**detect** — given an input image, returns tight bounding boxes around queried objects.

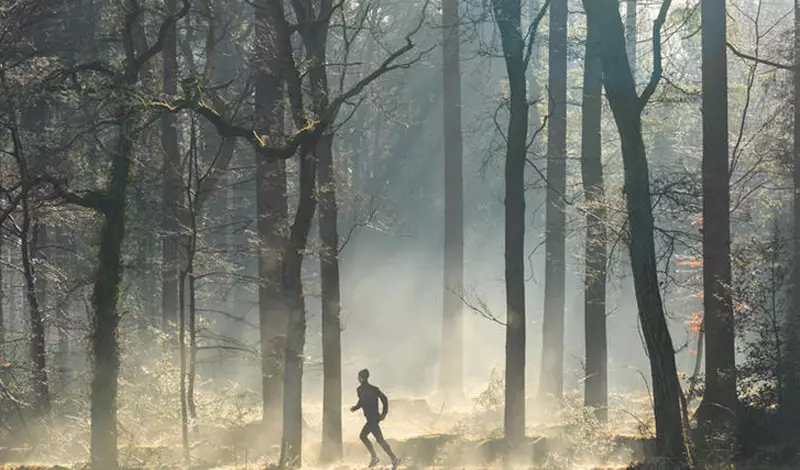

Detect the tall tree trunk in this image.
[161,0,181,329]
[90,117,134,470]
[288,2,344,461]
[540,0,567,401]
[581,11,607,425]
[491,0,528,454]
[279,144,319,468]
[625,0,637,78]
[255,0,289,437]
[318,135,343,462]
[583,0,686,463]
[788,0,800,423]
[695,0,737,427]
[440,0,465,401]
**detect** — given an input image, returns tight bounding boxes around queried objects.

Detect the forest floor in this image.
[2,391,798,469]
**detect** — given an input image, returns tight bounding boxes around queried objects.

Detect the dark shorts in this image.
[360,420,385,441]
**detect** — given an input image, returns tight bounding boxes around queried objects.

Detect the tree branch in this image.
[726,41,791,71]
[133,0,192,77]
[523,0,551,70]
[638,0,673,110]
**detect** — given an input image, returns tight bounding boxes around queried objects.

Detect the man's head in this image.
[358,368,370,384]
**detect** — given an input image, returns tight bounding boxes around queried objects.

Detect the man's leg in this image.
[360,423,378,461]
[370,422,398,461]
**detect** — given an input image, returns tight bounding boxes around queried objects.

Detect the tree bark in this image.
[440,0,465,402]
[695,0,737,427]
[583,0,686,463]
[254,0,289,437]
[491,0,528,454]
[580,11,607,425]
[539,0,568,401]
[161,0,181,329]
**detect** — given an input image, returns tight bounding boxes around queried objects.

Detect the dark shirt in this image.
[353,382,388,422]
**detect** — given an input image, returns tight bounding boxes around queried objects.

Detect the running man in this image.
[350,369,401,469]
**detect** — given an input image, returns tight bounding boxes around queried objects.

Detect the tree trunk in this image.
[318,135,343,462]
[255,0,289,437]
[491,0,528,454]
[788,0,800,423]
[22,197,50,413]
[539,0,568,401]
[290,3,344,461]
[279,143,319,468]
[580,11,607,425]
[695,0,737,427]
[440,0,465,402]
[0,236,4,348]
[90,119,134,470]
[161,0,181,329]
[178,270,190,463]
[625,0,637,79]
[583,1,686,463]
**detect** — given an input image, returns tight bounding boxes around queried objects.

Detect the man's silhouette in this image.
[350,369,401,469]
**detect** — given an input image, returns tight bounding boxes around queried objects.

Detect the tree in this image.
[254,0,289,438]
[440,0,465,400]
[580,6,607,425]
[539,0,568,401]
[489,0,543,454]
[288,0,344,461]
[161,0,182,329]
[786,0,800,423]
[7,105,51,414]
[695,0,738,427]
[42,3,193,467]
[582,0,687,463]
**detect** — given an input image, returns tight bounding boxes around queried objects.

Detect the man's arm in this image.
[350,388,362,412]
[377,388,389,420]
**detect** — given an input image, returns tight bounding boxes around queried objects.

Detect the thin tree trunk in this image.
[695,0,737,427]
[440,0,465,401]
[161,0,181,329]
[580,11,607,425]
[491,0,528,454]
[178,270,190,463]
[255,0,289,436]
[22,200,50,413]
[583,1,686,463]
[540,0,568,401]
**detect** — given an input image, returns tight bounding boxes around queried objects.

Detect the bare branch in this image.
[523,0,551,70]
[638,0,673,110]
[133,0,192,77]
[726,41,791,71]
